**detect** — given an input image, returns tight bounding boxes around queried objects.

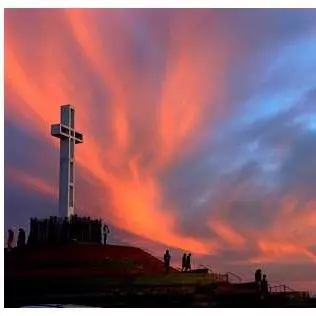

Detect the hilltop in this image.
[4,243,313,307]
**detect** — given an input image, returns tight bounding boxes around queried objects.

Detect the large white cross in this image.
[51,105,83,218]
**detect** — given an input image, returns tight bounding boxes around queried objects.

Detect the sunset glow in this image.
[4,9,316,293]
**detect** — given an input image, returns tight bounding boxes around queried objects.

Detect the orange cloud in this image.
[64,9,132,164]
[6,167,55,198]
[210,220,247,249]
[248,196,316,263]
[251,240,316,264]
[5,9,228,254]
[155,16,228,167]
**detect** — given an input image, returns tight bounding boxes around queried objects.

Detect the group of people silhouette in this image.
[163,250,193,273]
[6,216,110,249]
[163,249,171,272]
[162,251,270,296]
[255,269,269,297]
[181,253,192,272]
[7,228,26,251]
[27,216,104,245]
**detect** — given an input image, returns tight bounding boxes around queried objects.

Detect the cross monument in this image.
[51,105,83,218]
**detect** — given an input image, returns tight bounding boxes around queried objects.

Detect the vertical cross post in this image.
[51,105,83,218]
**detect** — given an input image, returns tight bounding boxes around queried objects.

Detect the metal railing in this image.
[269,284,295,293]
[269,284,310,299]
[227,271,243,283]
[175,263,244,285]
[209,272,229,283]
[197,264,212,272]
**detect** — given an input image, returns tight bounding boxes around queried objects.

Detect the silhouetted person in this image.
[182,253,187,272]
[164,249,171,273]
[103,224,110,245]
[69,215,75,241]
[17,228,26,248]
[62,217,69,243]
[32,218,39,245]
[43,219,47,243]
[7,229,14,251]
[261,274,269,298]
[186,253,192,271]
[98,220,102,244]
[48,217,54,244]
[87,218,91,242]
[27,218,35,245]
[94,220,101,243]
[255,269,262,291]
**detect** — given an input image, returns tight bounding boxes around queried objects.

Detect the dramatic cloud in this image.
[4,9,316,293]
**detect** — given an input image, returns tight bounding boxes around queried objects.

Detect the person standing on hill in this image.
[17,228,26,248]
[186,253,192,271]
[103,224,110,245]
[182,253,187,272]
[7,229,14,251]
[164,249,171,273]
[261,274,269,298]
[255,269,262,291]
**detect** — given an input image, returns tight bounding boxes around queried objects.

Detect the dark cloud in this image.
[4,182,57,235]
[4,119,58,182]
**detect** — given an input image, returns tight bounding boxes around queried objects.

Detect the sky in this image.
[4,9,316,293]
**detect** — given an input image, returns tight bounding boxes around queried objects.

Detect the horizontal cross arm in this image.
[51,124,83,144]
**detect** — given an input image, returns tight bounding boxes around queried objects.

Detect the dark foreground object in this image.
[5,280,315,308]
[5,244,313,308]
